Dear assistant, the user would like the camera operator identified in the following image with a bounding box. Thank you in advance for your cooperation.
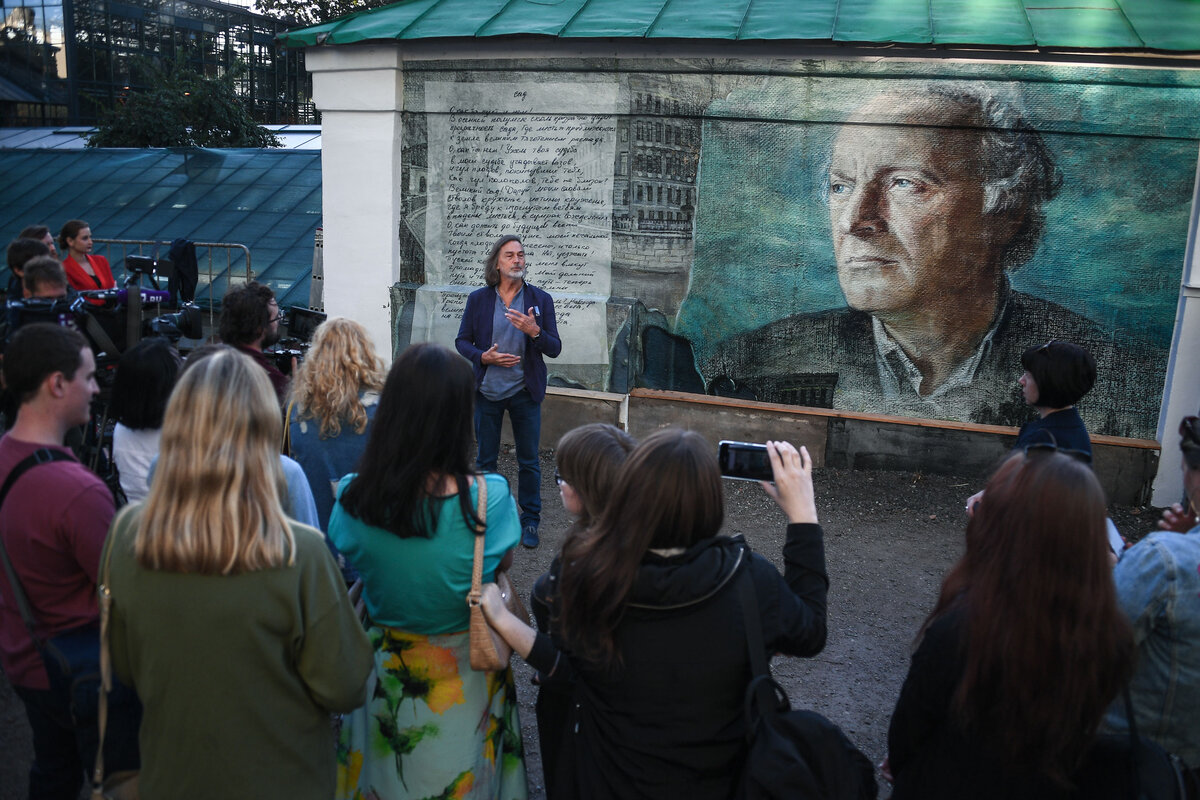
[5,238,50,299]
[218,280,288,405]
[21,256,70,301]
[4,256,73,350]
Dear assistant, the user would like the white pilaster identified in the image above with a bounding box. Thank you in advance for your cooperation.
[307,45,405,358]
[1152,142,1200,506]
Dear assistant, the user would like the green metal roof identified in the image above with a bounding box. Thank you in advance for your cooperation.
[0,148,321,309]
[279,0,1200,52]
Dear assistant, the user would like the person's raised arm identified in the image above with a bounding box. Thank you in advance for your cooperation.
[756,441,828,657]
[759,441,817,524]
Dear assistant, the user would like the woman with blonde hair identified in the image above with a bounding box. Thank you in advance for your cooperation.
[101,348,372,798]
[287,317,387,534]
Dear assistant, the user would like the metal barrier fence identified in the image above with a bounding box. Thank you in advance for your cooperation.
[94,238,253,330]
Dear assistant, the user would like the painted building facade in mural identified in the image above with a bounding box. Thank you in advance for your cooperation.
[393,60,1194,441]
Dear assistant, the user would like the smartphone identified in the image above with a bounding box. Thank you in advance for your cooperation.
[718,441,774,482]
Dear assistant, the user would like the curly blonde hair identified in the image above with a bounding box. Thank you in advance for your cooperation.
[288,317,387,438]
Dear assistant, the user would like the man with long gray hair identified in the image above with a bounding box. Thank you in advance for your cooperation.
[456,234,561,549]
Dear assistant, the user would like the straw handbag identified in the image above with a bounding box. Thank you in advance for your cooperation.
[466,476,528,671]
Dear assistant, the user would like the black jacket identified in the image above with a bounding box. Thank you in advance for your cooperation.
[528,525,828,800]
[889,607,1157,799]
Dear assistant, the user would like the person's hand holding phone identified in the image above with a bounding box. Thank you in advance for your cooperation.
[760,440,818,525]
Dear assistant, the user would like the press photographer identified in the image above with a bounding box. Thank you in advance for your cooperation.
[219,280,289,405]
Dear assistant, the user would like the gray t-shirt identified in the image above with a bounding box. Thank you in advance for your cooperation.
[479,286,527,402]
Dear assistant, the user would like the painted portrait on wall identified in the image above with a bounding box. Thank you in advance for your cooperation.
[396,62,1195,441]
[675,72,1193,440]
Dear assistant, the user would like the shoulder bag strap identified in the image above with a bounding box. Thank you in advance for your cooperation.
[735,549,769,679]
[737,548,791,737]
[281,399,294,457]
[468,476,489,601]
[0,448,76,645]
[81,312,120,360]
[91,505,133,795]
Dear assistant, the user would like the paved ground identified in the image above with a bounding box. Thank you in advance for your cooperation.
[0,447,1158,799]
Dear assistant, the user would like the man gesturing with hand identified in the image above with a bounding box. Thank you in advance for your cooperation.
[456,234,561,549]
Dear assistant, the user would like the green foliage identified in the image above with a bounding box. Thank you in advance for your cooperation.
[88,62,282,149]
[255,0,391,30]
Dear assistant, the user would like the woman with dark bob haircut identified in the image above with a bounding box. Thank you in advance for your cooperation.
[1014,338,1097,458]
[885,449,1137,797]
[481,428,828,799]
[329,342,527,799]
[110,337,181,503]
[965,339,1098,516]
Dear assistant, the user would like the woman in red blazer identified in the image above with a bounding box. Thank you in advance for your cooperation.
[59,219,115,295]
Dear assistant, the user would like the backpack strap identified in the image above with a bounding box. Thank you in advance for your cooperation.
[0,448,77,645]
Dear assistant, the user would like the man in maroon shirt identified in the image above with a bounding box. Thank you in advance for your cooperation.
[218,280,288,405]
[0,323,137,799]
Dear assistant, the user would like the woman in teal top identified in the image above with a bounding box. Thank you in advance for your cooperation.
[329,342,527,800]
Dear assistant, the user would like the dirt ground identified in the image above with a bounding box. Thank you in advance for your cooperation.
[0,447,1159,800]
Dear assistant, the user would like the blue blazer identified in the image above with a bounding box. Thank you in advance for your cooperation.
[455,282,561,403]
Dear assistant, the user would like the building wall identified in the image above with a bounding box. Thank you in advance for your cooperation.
[308,48,1200,502]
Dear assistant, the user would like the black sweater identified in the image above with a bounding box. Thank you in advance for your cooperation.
[527,524,828,800]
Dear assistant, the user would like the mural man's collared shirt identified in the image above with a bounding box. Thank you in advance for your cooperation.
[479,285,526,402]
[871,294,1010,417]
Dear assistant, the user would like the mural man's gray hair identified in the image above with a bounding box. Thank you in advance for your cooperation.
[925,84,1064,272]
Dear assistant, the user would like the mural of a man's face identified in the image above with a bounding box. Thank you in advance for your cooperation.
[828,94,1015,318]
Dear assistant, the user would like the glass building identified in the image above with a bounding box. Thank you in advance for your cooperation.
[0,0,311,126]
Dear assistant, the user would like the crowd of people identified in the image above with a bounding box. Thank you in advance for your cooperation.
[0,229,1195,799]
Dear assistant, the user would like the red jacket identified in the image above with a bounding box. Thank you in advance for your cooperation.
[62,254,115,303]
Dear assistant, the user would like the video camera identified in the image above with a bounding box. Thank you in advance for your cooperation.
[264,306,326,376]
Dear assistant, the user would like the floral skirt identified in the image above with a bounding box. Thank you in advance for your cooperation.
[336,625,528,800]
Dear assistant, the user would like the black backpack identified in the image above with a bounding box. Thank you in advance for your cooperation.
[735,563,877,800]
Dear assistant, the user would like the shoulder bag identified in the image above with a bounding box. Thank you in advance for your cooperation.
[467,475,528,671]
[1084,687,1188,800]
[91,510,139,799]
[736,555,877,800]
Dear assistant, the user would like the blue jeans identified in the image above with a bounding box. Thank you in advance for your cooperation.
[475,388,541,527]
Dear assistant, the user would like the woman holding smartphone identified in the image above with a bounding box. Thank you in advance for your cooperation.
[482,428,828,799]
